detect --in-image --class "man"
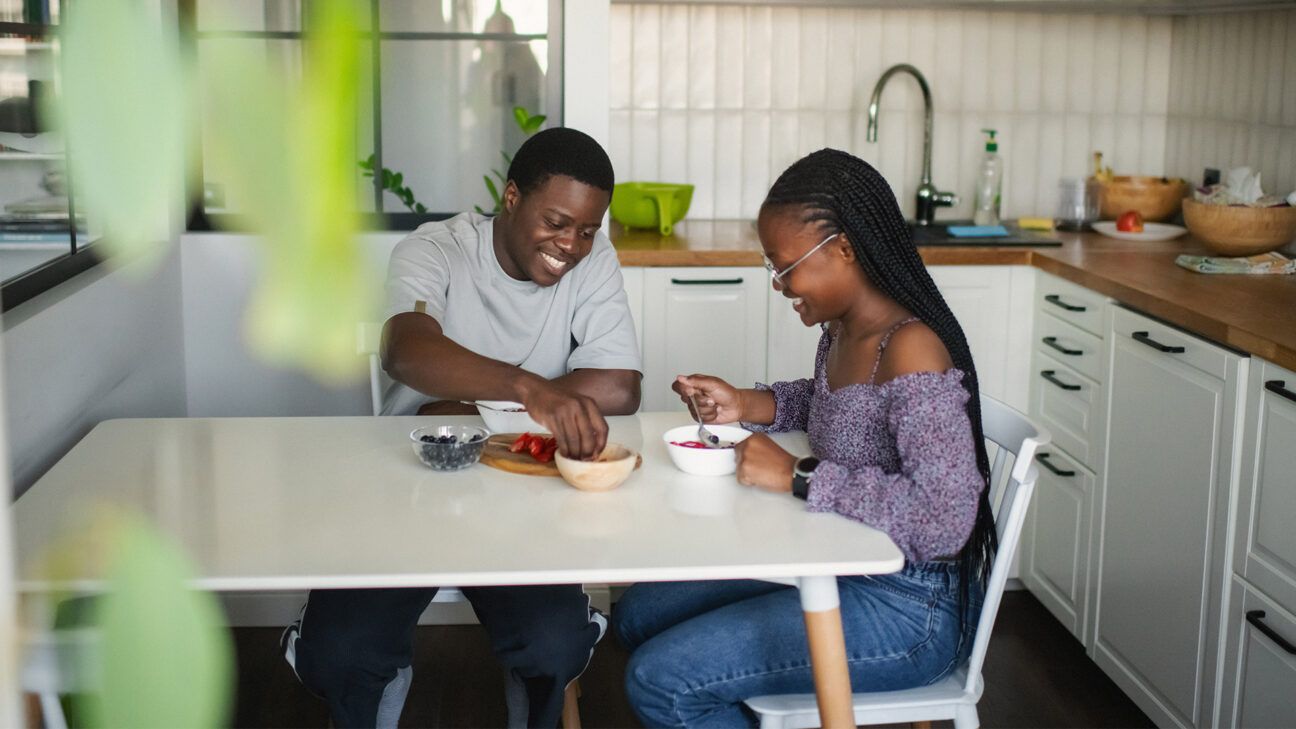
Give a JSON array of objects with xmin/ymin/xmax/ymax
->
[{"xmin": 283, "ymin": 127, "xmax": 641, "ymax": 728}]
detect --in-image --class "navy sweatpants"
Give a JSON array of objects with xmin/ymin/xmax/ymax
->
[{"xmin": 287, "ymin": 585, "xmax": 600, "ymax": 728}]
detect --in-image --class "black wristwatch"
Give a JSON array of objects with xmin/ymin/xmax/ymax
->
[{"xmin": 791, "ymin": 457, "xmax": 820, "ymax": 500}]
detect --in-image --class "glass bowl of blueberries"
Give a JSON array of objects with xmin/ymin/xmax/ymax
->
[{"xmin": 410, "ymin": 425, "xmax": 490, "ymax": 471}]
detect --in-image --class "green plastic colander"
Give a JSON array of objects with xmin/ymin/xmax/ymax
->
[{"xmin": 610, "ymin": 182, "xmax": 694, "ymax": 236}]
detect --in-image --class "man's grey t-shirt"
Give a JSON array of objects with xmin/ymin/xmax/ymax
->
[{"xmin": 382, "ymin": 212, "xmax": 642, "ymax": 416}]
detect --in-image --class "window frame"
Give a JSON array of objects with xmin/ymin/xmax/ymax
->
[
  {"xmin": 180, "ymin": 0, "xmax": 564, "ymax": 233},
  {"xmin": 0, "ymin": 16, "xmax": 105, "ymax": 314}
]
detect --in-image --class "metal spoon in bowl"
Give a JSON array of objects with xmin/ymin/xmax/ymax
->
[
  {"xmin": 461, "ymin": 400, "xmax": 523, "ymax": 412},
  {"xmin": 687, "ymin": 394, "xmax": 726, "ymax": 449}
]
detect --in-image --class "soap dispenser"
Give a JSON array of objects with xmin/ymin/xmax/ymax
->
[{"xmin": 973, "ymin": 129, "xmax": 1003, "ymax": 226}]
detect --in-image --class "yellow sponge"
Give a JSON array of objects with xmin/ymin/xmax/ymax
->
[{"xmin": 1018, "ymin": 217, "xmax": 1054, "ymax": 231}]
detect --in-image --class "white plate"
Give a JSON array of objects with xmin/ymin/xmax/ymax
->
[{"xmin": 1092, "ymin": 221, "xmax": 1188, "ymax": 241}]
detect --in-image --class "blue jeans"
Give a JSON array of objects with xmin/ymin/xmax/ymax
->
[{"xmin": 612, "ymin": 563, "xmax": 981, "ymax": 728}]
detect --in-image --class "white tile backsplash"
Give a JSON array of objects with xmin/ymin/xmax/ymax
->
[
  {"xmin": 1166, "ymin": 9, "xmax": 1296, "ymax": 198},
  {"xmin": 659, "ymin": 6, "xmax": 690, "ymax": 110},
  {"xmin": 744, "ymin": 7, "xmax": 773, "ymax": 110},
  {"xmin": 605, "ymin": 4, "xmax": 1296, "ymax": 220}
]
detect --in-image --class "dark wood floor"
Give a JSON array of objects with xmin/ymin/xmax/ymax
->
[{"xmin": 231, "ymin": 591, "xmax": 1153, "ymax": 728}]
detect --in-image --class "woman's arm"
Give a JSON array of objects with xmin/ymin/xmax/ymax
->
[
  {"xmin": 741, "ymin": 380, "xmax": 813, "ymax": 432},
  {"xmin": 806, "ymin": 374, "xmax": 984, "ymax": 562}
]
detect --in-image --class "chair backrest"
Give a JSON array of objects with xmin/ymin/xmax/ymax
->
[
  {"xmin": 961, "ymin": 394, "xmax": 1050, "ymax": 694},
  {"xmin": 357, "ymin": 322, "xmax": 386, "ymax": 416}
]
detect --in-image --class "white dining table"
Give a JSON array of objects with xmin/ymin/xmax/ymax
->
[{"xmin": 12, "ymin": 412, "xmax": 904, "ymax": 727}]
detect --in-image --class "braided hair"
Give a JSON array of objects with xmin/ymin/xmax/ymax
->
[{"xmin": 763, "ymin": 148, "xmax": 996, "ymax": 606}]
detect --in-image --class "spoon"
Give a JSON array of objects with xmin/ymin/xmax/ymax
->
[
  {"xmin": 461, "ymin": 401, "xmax": 523, "ymax": 412},
  {"xmin": 687, "ymin": 394, "xmax": 726, "ymax": 448}
]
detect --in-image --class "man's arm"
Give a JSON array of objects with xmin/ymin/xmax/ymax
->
[
  {"xmin": 382, "ymin": 312, "xmax": 610, "ymax": 458},
  {"xmin": 553, "ymin": 368, "xmax": 641, "ymax": 415},
  {"xmin": 383, "ymin": 312, "xmax": 539, "ymax": 403}
]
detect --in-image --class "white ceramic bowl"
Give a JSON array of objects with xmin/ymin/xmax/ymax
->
[
  {"xmin": 554, "ymin": 444, "xmax": 638, "ymax": 492},
  {"xmin": 475, "ymin": 400, "xmax": 546, "ymax": 434},
  {"xmin": 661, "ymin": 424, "xmax": 753, "ymax": 476}
]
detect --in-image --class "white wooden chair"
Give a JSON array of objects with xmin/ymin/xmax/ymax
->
[
  {"xmin": 357, "ymin": 322, "xmax": 583, "ymax": 728},
  {"xmin": 745, "ymin": 394, "xmax": 1049, "ymax": 729},
  {"xmin": 20, "ymin": 627, "xmax": 97, "ymax": 729}
]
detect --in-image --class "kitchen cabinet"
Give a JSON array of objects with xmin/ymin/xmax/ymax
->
[
  {"xmin": 1229, "ymin": 359, "xmax": 1296, "ymax": 615},
  {"xmin": 1217, "ymin": 579, "xmax": 1296, "ymax": 729},
  {"xmin": 639, "ymin": 268, "xmax": 768, "ymax": 412},
  {"xmin": 1092, "ymin": 305, "xmax": 1245, "ymax": 729},
  {"xmin": 1021, "ymin": 270, "xmax": 1109, "ymax": 644},
  {"xmin": 1217, "ymin": 358, "xmax": 1296, "ymax": 728},
  {"xmin": 1021, "ymin": 445, "xmax": 1096, "ymax": 641}
]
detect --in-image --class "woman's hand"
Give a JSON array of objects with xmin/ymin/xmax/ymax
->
[
  {"xmin": 673, "ymin": 375, "xmax": 744, "ymax": 424},
  {"xmin": 734, "ymin": 434, "xmax": 797, "ymax": 493}
]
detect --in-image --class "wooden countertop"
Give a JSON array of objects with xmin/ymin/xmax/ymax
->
[{"xmin": 612, "ymin": 220, "xmax": 1296, "ymax": 372}]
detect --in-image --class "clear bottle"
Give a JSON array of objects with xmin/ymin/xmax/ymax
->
[{"xmin": 972, "ymin": 129, "xmax": 1003, "ymax": 226}]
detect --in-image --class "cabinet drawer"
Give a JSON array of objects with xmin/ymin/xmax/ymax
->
[
  {"xmin": 1236, "ymin": 359, "xmax": 1296, "ymax": 615},
  {"xmin": 1112, "ymin": 305, "xmax": 1232, "ymax": 381},
  {"xmin": 1220, "ymin": 579, "xmax": 1296, "ymax": 729},
  {"xmin": 1031, "ymin": 352, "xmax": 1102, "ymax": 468},
  {"xmin": 1037, "ymin": 312, "xmax": 1106, "ymax": 384},
  {"xmin": 1022, "ymin": 447, "xmax": 1095, "ymax": 642},
  {"xmin": 640, "ymin": 268, "xmax": 768, "ymax": 412},
  {"xmin": 1036, "ymin": 272, "xmax": 1107, "ymax": 338}
]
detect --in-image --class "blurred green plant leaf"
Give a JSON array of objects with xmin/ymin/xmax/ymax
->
[
  {"xmin": 202, "ymin": 0, "xmax": 377, "ymax": 383},
  {"xmin": 44, "ymin": 513, "xmax": 234, "ymax": 729},
  {"xmin": 49, "ymin": 0, "xmax": 189, "ymax": 270},
  {"xmin": 512, "ymin": 106, "xmax": 546, "ymax": 135},
  {"xmin": 483, "ymin": 175, "xmax": 501, "ymax": 208}
]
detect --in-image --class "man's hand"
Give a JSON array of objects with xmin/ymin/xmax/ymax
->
[
  {"xmin": 673, "ymin": 374, "xmax": 744, "ymax": 424},
  {"xmin": 518, "ymin": 380, "xmax": 608, "ymax": 460},
  {"xmin": 734, "ymin": 434, "xmax": 796, "ymax": 493}
]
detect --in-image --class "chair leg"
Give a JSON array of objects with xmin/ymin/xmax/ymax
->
[
  {"xmin": 952, "ymin": 704, "xmax": 980, "ymax": 729},
  {"xmin": 37, "ymin": 691, "xmax": 69, "ymax": 729},
  {"xmin": 757, "ymin": 711, "xmax": 787, "ymax": 729},
  {"xmin": 561, "ymin": 681, "xmax": 582, "ymax": 729},
  {"xmin": 23, "ymin": 693, "xmax": 41, "ymax": 729}
]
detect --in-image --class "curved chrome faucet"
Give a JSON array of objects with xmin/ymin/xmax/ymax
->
[{"xmin": 866, "ymin": 64, "xmax": 958, "ymax": 226}]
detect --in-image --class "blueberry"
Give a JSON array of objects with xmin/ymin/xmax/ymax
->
[
  {"xmin": 469, "ymin": 434, "xmax": 484, "ymax": 442},
  {"xmin": 420, "ymin": 434, "xmax": 435, "ymax": 443}
]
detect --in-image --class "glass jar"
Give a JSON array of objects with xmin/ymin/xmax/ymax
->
[{"xmin": 1055, "ymin": 177, "xmax": 1103, "ymax": 231}]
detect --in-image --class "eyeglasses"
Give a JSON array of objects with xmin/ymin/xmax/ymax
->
[{"xmin": 762, "ymin": 233, "xmax": 839, "ymax": 286}]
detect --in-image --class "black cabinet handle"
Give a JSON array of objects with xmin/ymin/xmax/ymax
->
[
  {"xmin": 1044, "ymin": 294, "xmax": 1086, "ymax": 312},
  {"xmin": 1132, "ymin": 331, "xmax": 1186, "ymax": 354},
  {"xmin": 1043, "ymin": 336, "xmax": 1083, "ymax": 356},
  {"xmin": 1036, "ymin": 452, "xmax": 1076, "ymax": 477},
  {"xmin": 670, "ymin": 278, "xmax": 744, "ymax": 286},
  {"xmin": 1246, "ymin": 610, "xmax": 1296, "ymax": 655},
  {"xmin": 1040, "ymin": 370, "xmax": 1081, "ymax": 391},
  {"xmin": 1265, "ymin": 380, "xmax": 1296, "ymax": 405}
]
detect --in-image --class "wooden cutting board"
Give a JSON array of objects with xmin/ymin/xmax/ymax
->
[{"xmin": 479, "ymin": 433, "xmax": 642, "ymax": 477}]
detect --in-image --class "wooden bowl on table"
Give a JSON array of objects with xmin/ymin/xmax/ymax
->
[
  {"xmin": 554, "ymin": 444, "xmax": 638, "ymax": 492},
  {"xmin": 1182, "ymin": 199, "xmax": 1296, "ymax": 256},
  {"xmin": 1100, "ymin": 176, "xmax": 1190, "ymax": 222}
]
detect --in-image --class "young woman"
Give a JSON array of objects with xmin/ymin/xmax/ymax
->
[{"xmin": 612, "ymin": 149, "xmax": 994, "ymax": 728}]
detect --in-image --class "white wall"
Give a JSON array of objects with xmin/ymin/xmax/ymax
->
[
  {"xmin": 180, "ymin": 232, "xmax": 400, "ymax": 417},
  {"xmin": 1165, "ymin": 9, "xmax": 1296, "ymax": 198},
  {"xmin": 0, "ymin": 324, "xmax": 20, "ymax": 726},
  {"xmin": 609, "ymin": 4, "xmax": 1176, "ymax": 221},
  {"xmin": 1, "ymin": 249, "xmax": 188, "ymax": 497}
]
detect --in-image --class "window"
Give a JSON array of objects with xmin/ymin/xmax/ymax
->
[
  {"xmin": 183, "ymin": 0, "xmax": 562, "ymax": 231},
  {"xmin": 0, "ymin": 0, "xmax": 104, "ymax": 313}
]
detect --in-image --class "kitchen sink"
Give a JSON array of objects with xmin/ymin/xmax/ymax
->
[{"xmin": 908, "ymin": 220, "xmax": 1061, "ymax": 247}]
